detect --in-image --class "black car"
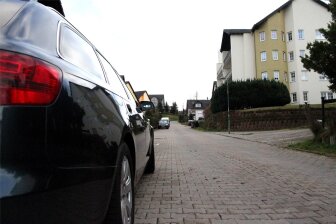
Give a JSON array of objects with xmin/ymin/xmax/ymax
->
[{"xmin": 0, "ymin": 1, "xmax": 155, "ymax": 223}]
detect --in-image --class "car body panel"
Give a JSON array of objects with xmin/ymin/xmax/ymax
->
[{"xmin": 0, "ymin": 1, "xmax": 154, "ymax": 223}]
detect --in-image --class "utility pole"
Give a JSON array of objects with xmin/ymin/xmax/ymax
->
[{"xmin": 227, "ymin": 80, "xmax": 230, "ymax": 134}]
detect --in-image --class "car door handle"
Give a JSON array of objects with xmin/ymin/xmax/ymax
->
[{"xmin": 126, "ymin": 104, "xmax": 132, "ymax": 113}]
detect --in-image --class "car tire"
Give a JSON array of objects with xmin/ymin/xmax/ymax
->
[
  {"xmin": 104, "ymin": 143, "xmax": 134, "ymax": 224},
  {"xmin": 145, "ymin": 140, "xmax": 155, "ymax": 174}
]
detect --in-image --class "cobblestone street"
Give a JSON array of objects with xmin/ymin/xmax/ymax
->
[{"xmin": 135, "ymin": 122, "xmax": 336, "ymax": 224}]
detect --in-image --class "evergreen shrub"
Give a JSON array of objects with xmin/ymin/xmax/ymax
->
[{"xmin": 211, "ymin": 79, "xmax": 290, "ymax": 113}]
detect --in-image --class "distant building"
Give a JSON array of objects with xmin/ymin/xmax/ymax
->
[
  {"xmin": 186, "ymin": 100, "xmax": 210, "ymax": 120},
  {"xmin": 218, "ymin": 29, "xmax": 256, "ymax": 86},
  {"xmin": 135, "ymin": 91, "xmax": 150, "ymax": 102},
  {"xmin": 149, "ymin": 94, "xmax": 165, "ymax": 108},
  {"xmin": 217, "ymin": 0, "xmax": 335, "ymax": 105}
]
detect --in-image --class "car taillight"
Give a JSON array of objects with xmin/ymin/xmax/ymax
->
[{"xmin": 0, "ymin": 50, "xmax": 61, "ymax": 105}]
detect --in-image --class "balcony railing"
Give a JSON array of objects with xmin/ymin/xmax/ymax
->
[{"xmin": 223, "ymin": 52, "xmax": 231, "ymax": 68}]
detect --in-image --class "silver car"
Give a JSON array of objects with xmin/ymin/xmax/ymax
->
[{"xmin": 158, "ymin": 117, "xmax": 170, "ymax": 129}]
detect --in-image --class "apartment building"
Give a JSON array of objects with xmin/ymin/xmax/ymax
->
[
  {"xmin": 217, "ymin": 0, "xmax": 335, "ymax": 105},
  {"xmin": 217, "ymin": 29, "xmax": 256, "ymax": 85},
  {"xmin": 252, "ymin": 6, "xmax": 288, "ymax": 87}
]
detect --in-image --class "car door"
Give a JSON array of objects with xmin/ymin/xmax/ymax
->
[{"xmin": 97, "ymin": 53, "xmax": 149, "ymax": 177}]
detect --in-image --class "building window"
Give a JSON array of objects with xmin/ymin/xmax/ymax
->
[
  {"xmin": 284, "ymin": 72, "xmax": 288, "ymax": 82},
  {"xmin": 262, "ymin": 72, "xmax": 268, "ymax": 80},
  {"xmin": 271, "ymin": 30, "xmax": 277, "ymax": 39},
  {"xmin": 316, "ymin": 30, "xmax": 325, "ymax": 40},
  {"xmin": 283, "ymin": 52, "xmax": 286, "ymax": 61},
  {"xmin": 288, "ymin": 31, "xmax": 293, "ymax": 41},
  {"xmin": 328, "ymin": 92, "xmax": 334, "ymax": 99},
  {"xmin": 274, "ymin": 71, "xmax": 280, "ymax": 81},
  {"xmin": 261, "ymin": 51, "xmax": 267, "ymax": 61},
  {"xmin": 298, "ymin": 29, "xmax": 304, "ymax": 40},
  {"xmin": 299, "ymin": 50, "xmax": 305, "ymax": 58},
  {"xmin": 260, "ymin": 31, "xmax": 266, "ymax": 41},
  {"xmin": 290, "ymin": 72, "xmax": 296, "ymax": 82},
  {"xmin": 272, "ymin": 50, "xmax": 279, "ymax": 60},
  {"xmin": 301, "ymin": 70, "xmax": 308, "ymax": 81},
  {"xmin": 289, "ymin": 51, "xmax": 294, "ymax": 61},
  {"xmin": 292, "ymin": 92, "xmax": 297, "ymax": 103},
  {"xmin": 195, "ymin": 103, "xmax": 202, "ymax": 108},
  {"xmin": 303, "ymin": 91, "xmax": 308, "ymax": 102},
  {"xmin": 321, "ymin": 92, "xmax": 334, "ymax": 100},
  {"xmin": 282, "ymin": 32, "xmax": 285, "ymax": 41},
  {"xmin": 319, "ymin": 73, "xmax": 328, "ymax": 80},
  {"xmin": 321, "ymin": 92, "xmax": 326, "ymax": 99}
]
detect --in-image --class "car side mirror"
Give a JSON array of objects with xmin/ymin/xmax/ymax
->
[{"xmin": 140, "ymin": 101, "xmax": 155, "ymax": 111}]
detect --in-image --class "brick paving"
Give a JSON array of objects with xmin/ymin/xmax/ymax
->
[
  {"xmin": 135, "ymin": 122, "xmax": 336, "ymax": 224},
  {"xmin": 215, "ymin": 129, "xmax": 314, "ymax": 148}
]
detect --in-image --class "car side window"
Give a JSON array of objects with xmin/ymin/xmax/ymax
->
[
  {"xmin": 59, "ymin": 25, "xmax": 104, "ymax": 80},
  {"xmin": 97, "ymin": 53, "xmax": 129, "ymax": 99}
]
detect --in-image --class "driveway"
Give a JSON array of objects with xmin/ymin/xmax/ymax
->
[
  {"xmin": 214, "ymin": 129, "xmax": 313, "ymax": 148},
  {"xmin": 135, "ymin": 121, "xmax": 336, "ymax": 224}
]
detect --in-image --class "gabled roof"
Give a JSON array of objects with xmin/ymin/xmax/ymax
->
[
  {"xmin": 252, "ymin": 0, "xmax": 329, "ymax": 31},
  {"xmin": 135, "ymin": 91, "xmax": 147, "ymax": 99},
  {"xmin": 149, "ymin": 94, "xmax": 165, "ymax": 101},
  {"xmin": 220, "ymin": 29, "xmax": 251, "ymax": 52},
  {"xmin": 186, "ymin": 100, "xmax": 211, "ymax": 110}
]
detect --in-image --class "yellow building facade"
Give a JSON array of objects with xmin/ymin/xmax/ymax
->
[{"xmin": 253, "ymin": 10, "xmax": 289, "ymax": 88}]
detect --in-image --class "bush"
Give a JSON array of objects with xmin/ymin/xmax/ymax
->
[
  {"xmin": 144, "ymin": 110, "xmax": 161, "ymax": 128},
  {"xmin": 179, "ymin": 114, "xmax": 188, "ymax": 123},
  {"xmin": 211, "ymin": 79, "xmax": 290, "ymax": 113},
  {"xmin": 305, "ymin": 105, "xmax": 336, "ymax": 145},
  {"xmin": 310, "ymin": 120, "xmax": 324, "ymax": 142}
]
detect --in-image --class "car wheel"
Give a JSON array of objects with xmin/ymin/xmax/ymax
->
[
  {"xmin": 105, "ymin": 143, "xmax": 134, "ymax": 224},
  {"xmin": 145, "ymin": 140, "xmax": 155, "ymax": 174}
]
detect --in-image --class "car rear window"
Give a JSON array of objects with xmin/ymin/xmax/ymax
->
[{"xmin": 0, "ymin": 1, "xmax": 26, "ymax": 28}]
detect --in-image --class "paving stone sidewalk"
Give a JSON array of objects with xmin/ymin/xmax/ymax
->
[{"xmin": 135, "ymin": 124, "xmax": 336, "ymax": 224}]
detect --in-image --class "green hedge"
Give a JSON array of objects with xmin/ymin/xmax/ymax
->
[{"xmin": 211, "ymin": 79, "xmax": 290, "ymax": 113}]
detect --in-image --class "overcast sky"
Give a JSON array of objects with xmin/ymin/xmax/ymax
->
[{"xmin": 62, "ymin": 0, "xmax": 292, "ymax": 110}]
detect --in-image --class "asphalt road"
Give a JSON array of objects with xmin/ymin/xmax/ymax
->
[{"xmin": 135, "ymin": 121, "xmax": 336, "ymax": 224}]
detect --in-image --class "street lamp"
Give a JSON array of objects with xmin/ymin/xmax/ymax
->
[{"xmin": 220, "ymin": 76, "xmax": 231, "ymax": 134}]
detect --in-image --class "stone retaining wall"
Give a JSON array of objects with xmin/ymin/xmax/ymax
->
[{"xmin": 204, "ymin": 108, "xmax": 336, "ymax": 131}]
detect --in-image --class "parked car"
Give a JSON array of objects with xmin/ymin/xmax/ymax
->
[
  {"xmin": 158, "ymin": 117, "xmax": 170, "ymax": 129},
  {"xmin": 0, "ymin": 1, "xmax": 155, "ymax": 224}
]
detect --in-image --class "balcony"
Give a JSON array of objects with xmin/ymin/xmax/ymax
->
[{"xmin": 223, "ymin": 52, "xmax": 231, "ymax": 69}]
